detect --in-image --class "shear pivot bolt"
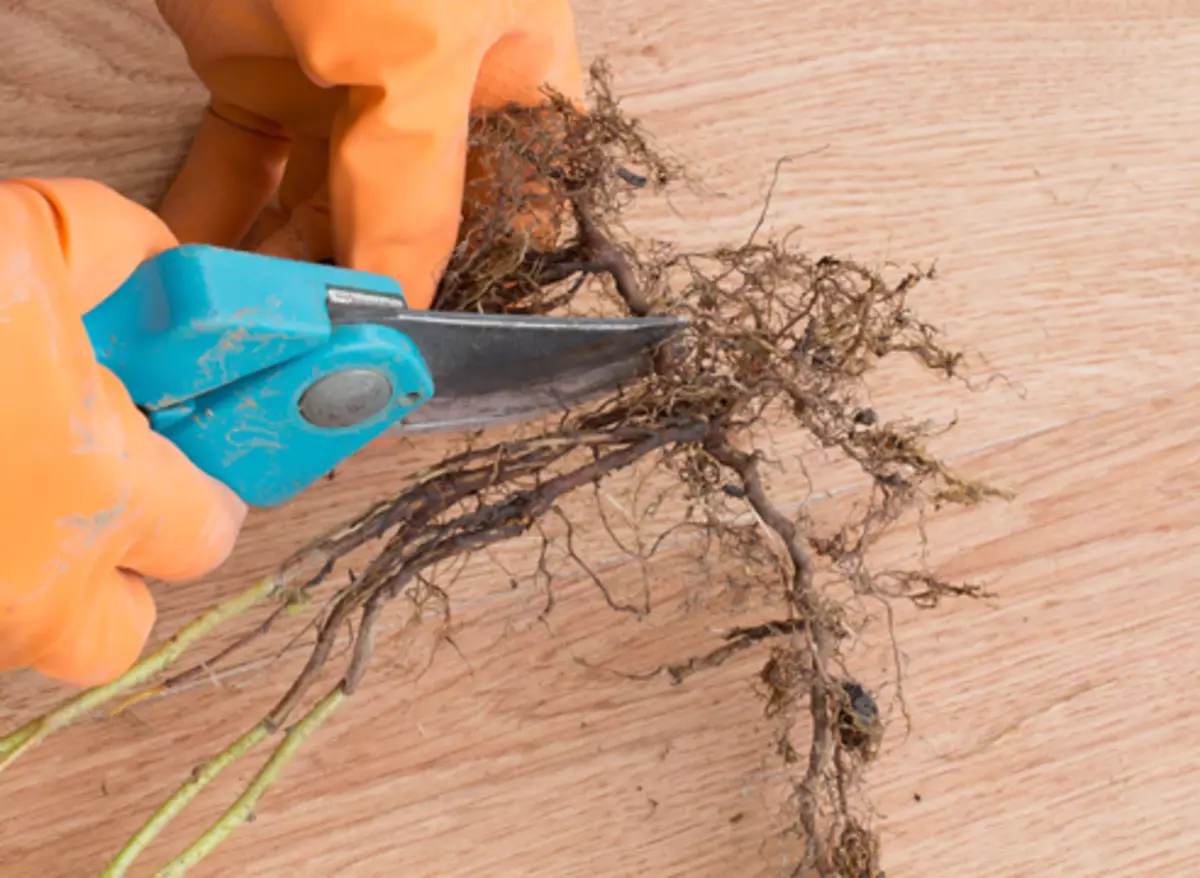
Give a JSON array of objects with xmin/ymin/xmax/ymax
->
[{"xmin": 300, "ymin": 369, "xmax": 394, "ymax": 429}]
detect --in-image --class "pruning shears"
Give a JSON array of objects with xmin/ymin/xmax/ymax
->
[{"xmin": 83, "ymin": 245, "xmax": 684, "ymax": 508}]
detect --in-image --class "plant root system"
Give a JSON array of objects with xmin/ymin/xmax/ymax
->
[{"xmin": 1, "ymin": 61, "xmax": 1002, "ymax": 878}]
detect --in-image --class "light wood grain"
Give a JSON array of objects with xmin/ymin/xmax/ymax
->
[{"xmin": 2, "ymin": 1, "xmax": 1199, "ymax": 876}]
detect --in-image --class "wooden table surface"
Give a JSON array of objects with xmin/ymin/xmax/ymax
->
[{"xmin": 2, "ymin": 2, "xmax": 1199, "ymax": 876}]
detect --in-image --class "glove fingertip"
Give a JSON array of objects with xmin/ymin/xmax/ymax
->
[
  {"xmin": 193, "ymin": 476, "xmax": 249, "ymax": 570},
  {"xmin": 124, "ymin": 433, "xmax": 248, "ymax": 583},
  {"xmin": 33, "ymin": 570, "xmax": 156, "ymax": 688}
]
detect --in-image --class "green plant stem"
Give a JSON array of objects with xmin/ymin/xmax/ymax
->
[
  {"xmin": 0, "ymin": 574, "xmax": 281, "ymax": 773},
  {"xmin": 152, "ymin": 685, "xmax": 348, "ymax": 878},
  {"xmin": 99, "ymin": 722, "xmax": 273, "ymax": 878}
]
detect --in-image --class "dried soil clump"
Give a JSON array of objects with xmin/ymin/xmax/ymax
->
[
  {"xmin": 436, "ymin": 61, "xmax": 673, "ymax": 316},
  {"xmin": 0, "ymin": 62, "xmax": 1000, "ymax": 878}
]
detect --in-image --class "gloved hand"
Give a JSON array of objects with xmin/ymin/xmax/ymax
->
[
  {"xmin": 0, "ymin": 179, "xmax": 247, "ymax": 687},
  {"xmin": 155, "ymin": 0, "xmax": 584, "ymax": 311}
]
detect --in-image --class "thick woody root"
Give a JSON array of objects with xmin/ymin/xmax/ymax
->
[{"xmin": 0, "ymin": 61, "xmax": 1000, "ymax": 878}]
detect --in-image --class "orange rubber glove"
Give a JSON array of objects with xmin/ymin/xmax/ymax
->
[
  {"xmin": 156, "ymin": 0, "xmax": 584, "ymax": 310},
  {"xmin": 0, "ymin": 179, "xmax": 247, "ymax": 687}
]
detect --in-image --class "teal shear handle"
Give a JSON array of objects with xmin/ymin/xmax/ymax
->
[{"xmin": 82, "ymin": 245, "xmax": 435, "ymax": 508}]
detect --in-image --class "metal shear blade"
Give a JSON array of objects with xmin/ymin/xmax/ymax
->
[{"xmin": 326, "ymin": 287, "xmax": 686, "ymax": 435}]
